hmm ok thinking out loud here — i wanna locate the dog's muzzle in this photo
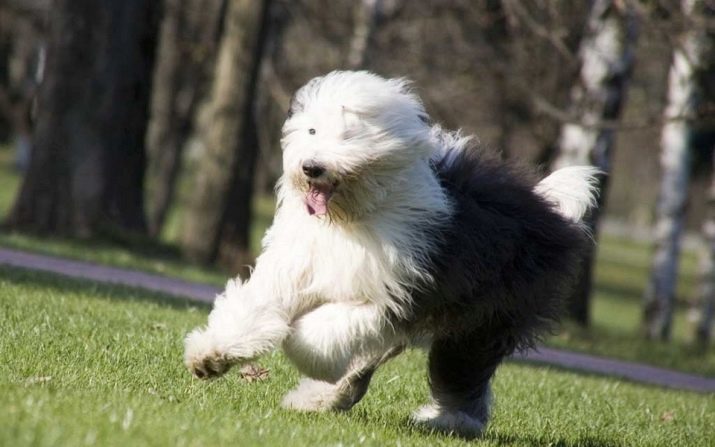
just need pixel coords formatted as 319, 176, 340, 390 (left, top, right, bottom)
302, 160, 326, 179
301, 160, 334, 216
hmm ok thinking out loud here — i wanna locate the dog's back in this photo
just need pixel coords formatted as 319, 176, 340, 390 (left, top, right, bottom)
406, 140, 596, 434
422, 144, 591, 343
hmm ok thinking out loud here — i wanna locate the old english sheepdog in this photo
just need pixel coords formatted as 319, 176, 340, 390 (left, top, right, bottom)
184, 71, 598, 437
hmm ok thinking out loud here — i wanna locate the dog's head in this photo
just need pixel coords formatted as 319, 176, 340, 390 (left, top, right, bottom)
280, 71, 433, 221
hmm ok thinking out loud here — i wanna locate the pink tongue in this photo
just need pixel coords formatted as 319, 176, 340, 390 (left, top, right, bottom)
305, 187, 331, 216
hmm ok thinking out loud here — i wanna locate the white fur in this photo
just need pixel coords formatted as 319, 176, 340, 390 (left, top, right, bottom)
183, 71, 597, 436
411, 403, 486, 438
282, 302, 401, 382
281, 378, 342, 412
534, 166, 601, 222
184, 278, 292, 375
185, 71, 448, 381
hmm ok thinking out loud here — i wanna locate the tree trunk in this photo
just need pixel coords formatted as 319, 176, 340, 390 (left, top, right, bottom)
643, 0, 714, 341
485, 0, 516, 158
254, 1, 291, 196
347, 0, 381, 69
695, 151, 715, 347
180, 0, 272, 266
99, 1, 161, 232
145, 0, 226, 237
5, 0, 160, 236
551, 0, 639, 326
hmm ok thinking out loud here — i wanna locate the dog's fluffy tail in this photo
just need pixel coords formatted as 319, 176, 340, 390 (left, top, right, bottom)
534, 166, 601, 223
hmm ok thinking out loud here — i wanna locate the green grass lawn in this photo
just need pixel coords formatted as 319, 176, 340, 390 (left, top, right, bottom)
546, 235, 715, 376
0, 146, 20, 219
1, 266, 713, 447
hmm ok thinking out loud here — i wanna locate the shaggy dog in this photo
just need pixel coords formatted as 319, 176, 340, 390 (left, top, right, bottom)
184, 71, 598, 437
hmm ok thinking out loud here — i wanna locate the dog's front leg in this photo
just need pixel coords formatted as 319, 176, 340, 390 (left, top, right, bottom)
281, 302, 405, 411
184, 268, 293, 379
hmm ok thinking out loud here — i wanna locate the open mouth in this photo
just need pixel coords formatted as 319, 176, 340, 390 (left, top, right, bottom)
305, 182, 334, 216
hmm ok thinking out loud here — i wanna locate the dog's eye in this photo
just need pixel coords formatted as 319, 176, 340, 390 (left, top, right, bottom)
308, 128, 316, 135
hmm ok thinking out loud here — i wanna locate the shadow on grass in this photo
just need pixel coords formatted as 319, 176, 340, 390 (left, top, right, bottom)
0, 265, 211, 312
486, 431, 621, 447
351, 411, 623, 447
346, 404, 624, 447
0, 226, 184, 259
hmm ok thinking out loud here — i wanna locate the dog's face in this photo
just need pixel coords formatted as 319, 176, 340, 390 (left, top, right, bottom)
280, 71, 432, 221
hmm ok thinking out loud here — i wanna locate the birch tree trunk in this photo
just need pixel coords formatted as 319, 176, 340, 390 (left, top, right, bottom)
695, 151, 715, 347
145, 0, 226, 237
180, 0, 272, 266
551, 0, 639, 325
643, 0, 715, 341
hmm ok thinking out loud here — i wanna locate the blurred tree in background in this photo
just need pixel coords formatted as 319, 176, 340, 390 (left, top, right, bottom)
551, 0, 640, 325
643, 0, 715, 341
696, 150, 715, 347
145, 0, 226, 238
4, 0, 160, 236
0, 2, 44, 169
180, 0, 273, 272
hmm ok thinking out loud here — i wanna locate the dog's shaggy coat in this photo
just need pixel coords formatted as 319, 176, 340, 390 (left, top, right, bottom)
184, 71, 598, 437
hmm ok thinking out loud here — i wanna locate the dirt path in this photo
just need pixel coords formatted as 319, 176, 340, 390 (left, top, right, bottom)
1, 247, 713, 393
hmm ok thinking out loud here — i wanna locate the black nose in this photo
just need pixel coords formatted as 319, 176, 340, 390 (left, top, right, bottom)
302, 161, 326, 178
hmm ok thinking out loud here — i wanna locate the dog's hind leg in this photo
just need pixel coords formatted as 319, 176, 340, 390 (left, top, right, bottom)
281, 302, 402, 382
282, 345, 404, 412
281, 302, 404, 411
412, 329, 514, 438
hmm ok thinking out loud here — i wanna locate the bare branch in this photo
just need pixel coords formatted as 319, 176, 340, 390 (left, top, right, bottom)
531, 93, 715, 131
501, 0, 577, 63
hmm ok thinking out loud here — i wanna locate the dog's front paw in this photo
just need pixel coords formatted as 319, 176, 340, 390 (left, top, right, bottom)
184, 329, 235, 379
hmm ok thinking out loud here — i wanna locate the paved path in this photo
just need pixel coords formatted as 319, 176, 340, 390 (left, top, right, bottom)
1, 247, 713, 394
0, 247, 220, 302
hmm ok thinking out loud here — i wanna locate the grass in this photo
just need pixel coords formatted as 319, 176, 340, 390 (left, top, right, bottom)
0, 144, 713, 376
1, 266, 713, 447
0, 146, 20, 219
546, 234, 715, 376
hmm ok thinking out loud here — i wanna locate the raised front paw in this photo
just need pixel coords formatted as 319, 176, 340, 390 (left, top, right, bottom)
184, 328, 234, 379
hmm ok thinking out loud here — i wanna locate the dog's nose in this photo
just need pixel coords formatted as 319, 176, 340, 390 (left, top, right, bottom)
302, 161, 326, 178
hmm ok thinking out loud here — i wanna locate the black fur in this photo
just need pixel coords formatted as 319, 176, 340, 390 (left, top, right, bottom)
405, 144, 587, 422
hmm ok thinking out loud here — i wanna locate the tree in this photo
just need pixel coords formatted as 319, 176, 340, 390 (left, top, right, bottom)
643, 0, 715, 340
180, 0, 272, 269
5, 0, 160, 236
145, 0, 226, 237
0, 2, 46, 170
694, 149, 715, 347
346, 0, 382, 69
551, 0, 639, 325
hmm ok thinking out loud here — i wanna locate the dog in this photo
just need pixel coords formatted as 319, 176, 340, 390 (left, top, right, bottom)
184, 70, 598, 437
